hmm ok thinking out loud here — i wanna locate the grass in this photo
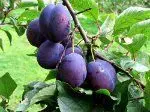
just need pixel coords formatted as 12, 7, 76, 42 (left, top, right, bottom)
0, 30, 49, 111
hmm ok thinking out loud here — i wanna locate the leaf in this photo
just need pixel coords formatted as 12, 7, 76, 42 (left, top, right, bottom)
9, 0, 15, 9
69, 0, 99, 21
0, 73, 17, 99
113, 80, 131, 112
127, 101, 148, 112
2, 30, 12, 45
37, 0, 45, 11
101, 14, 116, 37
16, 81, 49, 111
9, 17, 25, 36
120, 57, 135, 70
132, 63, 149, 73
95, 89, 111, 96
30, 84, 56, 105
0, 25, 13, 45
0, 38, 4, 51
45, 69, 58, 81
18, 10, 40, 23
144, 72, 150, 111
114, 7, 150, 34
128, 19, 150, 39
8, 8, 25, 19
57, 81, 93, 112
17, 1, 38, 8
120, 57, 149, 72
0, 106, 6, 112
120, 34, 147, 54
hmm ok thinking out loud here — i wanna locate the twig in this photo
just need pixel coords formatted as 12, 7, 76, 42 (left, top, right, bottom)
76, 8, 92, 15
1, 8, 12, 24
62, 0, 145, 89
128, 96, 144, 101
56, 36, 71, 68
104, 40, 114, 51
76, 39, 84, 46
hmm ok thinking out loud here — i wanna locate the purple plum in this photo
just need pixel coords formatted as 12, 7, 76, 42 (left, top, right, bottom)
48, 4, 71, 42
58, 53, 87, 87
37, 40, 64, 69
39, 4, 55, 37
26, 18, 47, 47
87, 60, 117, 92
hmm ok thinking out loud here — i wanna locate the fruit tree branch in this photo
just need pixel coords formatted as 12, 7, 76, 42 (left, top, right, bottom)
62, 0, 145, 89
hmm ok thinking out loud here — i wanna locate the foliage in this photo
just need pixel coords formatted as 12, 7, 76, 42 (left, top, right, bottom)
0, 0, 150, 112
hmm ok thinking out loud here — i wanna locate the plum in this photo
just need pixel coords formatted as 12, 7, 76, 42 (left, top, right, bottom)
87, 60, 117, 92
65, 46, 83, 56
26, 18, 47, 47
58, 53, 87, 87
39, 4, 55, 37
48, 4, 71, 42
37, 40, 64, 69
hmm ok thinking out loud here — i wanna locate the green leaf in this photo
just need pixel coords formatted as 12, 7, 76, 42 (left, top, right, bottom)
0, 73, 17, 99
128, 19, 150, 39
30, 84, 56, 105
101, 14, 116, 37
120, 34, 147, 54
8, 8, 25, 19
127, 101, 148, 112
9, 17, 25, 36
120, 57, 135, 70
0, 25, 13, 45
57, 81, 93, 112
114, 7, 150, 34
95, 89, 111, 96
144, 72, 150, 111
132, 63, 149, 73
18, 10, 40, 23
37, 0, 45, 11
114, 80, 131, 112
17, 1, 38, 8
0, 38, 4, 51
70, 0, 99, 21
0, 106, 6, 112
45, 69, 58, 81
9, 0, 15, 9
2, 30, 12, 45
16, 81, 49, 111
120, 57, 149, 72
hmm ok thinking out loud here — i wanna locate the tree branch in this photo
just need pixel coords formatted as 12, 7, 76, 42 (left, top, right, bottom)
62, 0, 145, 89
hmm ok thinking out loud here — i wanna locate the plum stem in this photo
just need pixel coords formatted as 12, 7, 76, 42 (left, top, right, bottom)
90, 44, 95, 61
72, 34, 74, 53
62, 0, 145, 89
56, 35, 72, 68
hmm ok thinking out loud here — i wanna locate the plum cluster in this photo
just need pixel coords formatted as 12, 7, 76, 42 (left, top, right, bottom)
26, 3, 117, 92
